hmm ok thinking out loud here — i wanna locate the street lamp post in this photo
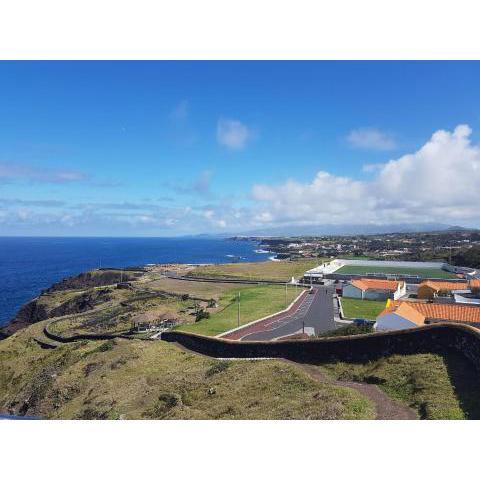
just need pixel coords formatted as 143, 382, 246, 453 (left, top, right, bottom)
237, 291, 241, 327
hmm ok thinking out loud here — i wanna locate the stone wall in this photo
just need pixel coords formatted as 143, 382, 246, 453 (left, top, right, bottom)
162, 323, 480, 371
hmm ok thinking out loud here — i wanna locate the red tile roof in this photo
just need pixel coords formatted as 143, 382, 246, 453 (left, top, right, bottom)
418, 280, 468, 292
351, 278, 403, 292
378, 300, 480, 325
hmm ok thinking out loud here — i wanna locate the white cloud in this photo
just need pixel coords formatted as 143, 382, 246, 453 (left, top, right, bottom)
347, 127, 396, 151
217, 118, 251, 150
0, 161, 88, 184
4, 125, 480, 234
252, 124, 480, 227
165, 170, 213, 197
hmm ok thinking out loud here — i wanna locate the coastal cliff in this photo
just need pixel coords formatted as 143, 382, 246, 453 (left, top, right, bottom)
0, 269, 136, 339
43, 269, 140, 293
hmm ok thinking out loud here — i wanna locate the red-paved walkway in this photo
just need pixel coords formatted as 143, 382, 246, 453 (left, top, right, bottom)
221, 290, 312, 340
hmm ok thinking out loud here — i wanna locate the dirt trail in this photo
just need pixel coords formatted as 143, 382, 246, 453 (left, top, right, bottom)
296, 362, 418, 420
169, 341, 418, 420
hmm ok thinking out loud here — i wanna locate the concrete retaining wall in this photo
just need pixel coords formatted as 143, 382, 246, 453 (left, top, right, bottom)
162, 323, 480, 371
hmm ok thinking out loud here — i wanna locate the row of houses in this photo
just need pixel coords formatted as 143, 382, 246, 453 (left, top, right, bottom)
371, 279, 480, 331
338, 276, 480, 332
342, 277, 480, 303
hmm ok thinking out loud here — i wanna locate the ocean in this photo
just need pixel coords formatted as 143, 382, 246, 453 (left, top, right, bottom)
0, 236, 270, 327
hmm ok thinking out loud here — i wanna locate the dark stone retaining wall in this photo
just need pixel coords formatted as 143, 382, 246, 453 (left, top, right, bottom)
162, 324, 480, 371
43, 323, 149, 343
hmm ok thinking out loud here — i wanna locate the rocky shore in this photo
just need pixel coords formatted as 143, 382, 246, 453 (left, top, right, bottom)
0, 269, 140, 340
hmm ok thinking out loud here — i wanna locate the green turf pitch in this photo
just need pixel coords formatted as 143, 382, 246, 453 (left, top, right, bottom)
335, 265, 456, 279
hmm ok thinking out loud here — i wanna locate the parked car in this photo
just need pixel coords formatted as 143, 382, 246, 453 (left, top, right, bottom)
352, 318, 375, 326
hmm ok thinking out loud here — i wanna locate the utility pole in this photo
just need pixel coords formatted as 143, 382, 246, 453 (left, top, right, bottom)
237, 292, 241, 327
285, 282, 288, 308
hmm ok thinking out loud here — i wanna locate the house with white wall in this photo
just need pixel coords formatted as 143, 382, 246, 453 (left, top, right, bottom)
342, 278, 406, 301
374, 300, 480, 331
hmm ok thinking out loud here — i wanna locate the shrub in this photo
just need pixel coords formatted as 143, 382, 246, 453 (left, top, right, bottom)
195, 310, 210, 322
97, 340, 116, 352
207, 298, 216, 308
206, 361, 230, 377
317, 324, 374, 338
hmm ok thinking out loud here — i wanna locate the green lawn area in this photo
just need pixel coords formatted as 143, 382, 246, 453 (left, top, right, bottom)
320, 352, 480, 419
177, 284, 303, 336
340, 297, 386, 320
336, 265, 456, 279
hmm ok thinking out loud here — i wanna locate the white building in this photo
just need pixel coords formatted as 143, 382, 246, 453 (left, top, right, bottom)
374, 300, 480, 331
343, 278, 406, 301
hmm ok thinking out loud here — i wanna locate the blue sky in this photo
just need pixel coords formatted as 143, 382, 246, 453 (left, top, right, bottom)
1, 61, 480, 235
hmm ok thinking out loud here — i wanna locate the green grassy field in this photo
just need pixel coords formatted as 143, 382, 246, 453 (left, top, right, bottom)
336, 265, 456, 278
145, 277, 239, 299
177, 284, 302, 336
320, 352, 480, 419
340, 297, 386, 320
189, 259, 320, 281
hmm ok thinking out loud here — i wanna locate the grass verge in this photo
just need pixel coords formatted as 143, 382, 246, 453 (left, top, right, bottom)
340, 297, 386, 320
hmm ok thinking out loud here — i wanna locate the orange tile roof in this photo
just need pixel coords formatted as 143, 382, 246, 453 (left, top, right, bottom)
419, 280, 469, 292
470, 279, 480, 289
351, 278, 403, 292
412, 303, 480, 323
394, 302, 427, 327
378, 300, 480, 325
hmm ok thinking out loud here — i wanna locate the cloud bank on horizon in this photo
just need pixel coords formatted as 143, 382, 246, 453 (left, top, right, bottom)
1, 124, 480, 235
252, 124, 479, 229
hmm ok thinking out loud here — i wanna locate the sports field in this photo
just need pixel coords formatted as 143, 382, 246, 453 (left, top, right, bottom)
335, 265, 456, 279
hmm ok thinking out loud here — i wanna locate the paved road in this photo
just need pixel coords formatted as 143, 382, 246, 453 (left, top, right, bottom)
238, 286, 336, 341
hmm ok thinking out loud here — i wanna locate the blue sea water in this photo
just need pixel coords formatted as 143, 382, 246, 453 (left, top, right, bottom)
0, 237, 270, 327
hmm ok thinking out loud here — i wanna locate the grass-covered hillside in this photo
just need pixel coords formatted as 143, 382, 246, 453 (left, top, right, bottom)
320, 353, 480, 420
0, 323, 374, 420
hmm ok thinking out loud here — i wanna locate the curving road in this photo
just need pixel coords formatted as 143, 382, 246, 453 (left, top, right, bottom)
231, 287, 336, 341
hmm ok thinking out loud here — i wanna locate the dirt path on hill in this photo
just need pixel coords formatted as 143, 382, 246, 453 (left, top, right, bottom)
295, 362, 418, 420
168, 341, 418, 420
